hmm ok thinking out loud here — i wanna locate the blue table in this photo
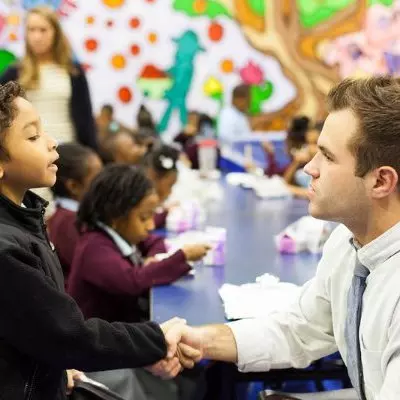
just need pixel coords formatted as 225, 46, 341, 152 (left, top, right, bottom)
151, 181, 321, 325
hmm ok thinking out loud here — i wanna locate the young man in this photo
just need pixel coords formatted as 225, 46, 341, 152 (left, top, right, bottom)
178, 76, 400, 400
0, 81, 199, 399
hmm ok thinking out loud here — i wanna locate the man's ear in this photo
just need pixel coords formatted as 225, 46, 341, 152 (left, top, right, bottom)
370, 166, 398, 199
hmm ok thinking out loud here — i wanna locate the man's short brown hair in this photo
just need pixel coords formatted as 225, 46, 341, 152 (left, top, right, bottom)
327, 76, 400, 179
0, 81, 26, 160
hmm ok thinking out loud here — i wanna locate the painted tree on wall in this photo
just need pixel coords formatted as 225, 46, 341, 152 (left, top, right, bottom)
174, 0, 396, 129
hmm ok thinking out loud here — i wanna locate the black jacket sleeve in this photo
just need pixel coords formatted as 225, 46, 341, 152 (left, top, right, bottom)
0, 65, 19, 85
0, 245, 167, 372
70, 64, 98, 151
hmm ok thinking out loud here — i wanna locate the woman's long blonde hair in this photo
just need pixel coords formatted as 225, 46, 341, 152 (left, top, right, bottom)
20, 6, 75, 90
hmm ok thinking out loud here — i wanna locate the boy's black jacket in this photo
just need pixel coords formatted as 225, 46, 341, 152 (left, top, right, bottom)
0, 191, 167, 400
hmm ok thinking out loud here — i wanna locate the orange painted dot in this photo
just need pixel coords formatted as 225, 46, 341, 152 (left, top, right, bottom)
221, 59, 234, 73
130, 17, 140, 29
130, 44, 141, 56
86, 15, 95, 25
193, 0, 207, 13
111, 54, 126, 69
148, 32, 158, 44
85, 38, 98, 52
8, 32, 18, 42
7, 14, 20, 26
103, 0, 125, 8
208, 21, 224, 42
118, 86, 132, 103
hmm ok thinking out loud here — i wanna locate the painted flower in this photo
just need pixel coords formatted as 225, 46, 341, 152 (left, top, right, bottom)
239, 61, 264, 85
203, 76, 223, 98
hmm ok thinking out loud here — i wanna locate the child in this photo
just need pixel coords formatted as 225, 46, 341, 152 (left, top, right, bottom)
175, 112, 220, 170
256, 116, 311, 177
100, 130, 147, 165
68, 164, 209, 321
174, 111, 201, 169
283, 122, 323, 193
0, 81, 198, 399
47, 143, 103, 283
68, 164, 209, 399
145, 144, 180, 229
96, 104, 133, 142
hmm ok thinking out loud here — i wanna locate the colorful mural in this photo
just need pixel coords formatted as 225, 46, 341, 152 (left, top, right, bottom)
0, 0, 399, 134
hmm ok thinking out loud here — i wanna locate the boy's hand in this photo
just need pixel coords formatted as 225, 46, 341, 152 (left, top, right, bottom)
182, 244, 211, 261
66, 369, 85, 394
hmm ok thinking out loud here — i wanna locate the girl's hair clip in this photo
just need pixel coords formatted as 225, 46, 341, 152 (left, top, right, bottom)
159, 155, 174, 170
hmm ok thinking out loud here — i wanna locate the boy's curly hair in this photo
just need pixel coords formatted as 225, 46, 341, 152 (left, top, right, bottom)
0, 81, 26, 160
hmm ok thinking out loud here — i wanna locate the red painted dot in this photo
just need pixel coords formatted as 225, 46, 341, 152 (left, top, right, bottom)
106, 19, 114, 28
130, 17, 140, 29
208, 21, 224, 42
130, 44, 141, 56
85, 38, 98, 52
118, 86, 133, 103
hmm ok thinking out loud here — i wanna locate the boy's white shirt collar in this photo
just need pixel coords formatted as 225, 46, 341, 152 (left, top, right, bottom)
96, 221, 135, 258
55, 197, 79, 212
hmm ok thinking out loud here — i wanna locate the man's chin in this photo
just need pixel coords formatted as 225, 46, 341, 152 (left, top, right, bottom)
308, 202, 324, 219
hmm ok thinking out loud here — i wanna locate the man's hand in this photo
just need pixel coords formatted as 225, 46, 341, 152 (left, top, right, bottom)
66, 369, 85, 394
146, 318, 203, 379
178, 326, 204, 362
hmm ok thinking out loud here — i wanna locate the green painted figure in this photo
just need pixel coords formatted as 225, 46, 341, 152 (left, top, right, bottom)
158, 30, 204, 133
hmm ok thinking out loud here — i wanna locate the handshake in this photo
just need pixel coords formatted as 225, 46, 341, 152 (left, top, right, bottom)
147, 317, 204, 380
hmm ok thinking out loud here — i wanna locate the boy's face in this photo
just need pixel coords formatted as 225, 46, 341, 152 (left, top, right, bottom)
114, 191, 159, 244
233, 95, 250, 113
0, 97, 58, 195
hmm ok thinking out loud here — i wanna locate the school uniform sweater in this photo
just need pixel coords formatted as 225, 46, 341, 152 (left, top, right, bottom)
48, 199, 168, 287
68, 227, 190, 323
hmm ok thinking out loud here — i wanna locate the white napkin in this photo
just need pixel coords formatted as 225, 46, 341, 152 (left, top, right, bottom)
219, 273, 301, 320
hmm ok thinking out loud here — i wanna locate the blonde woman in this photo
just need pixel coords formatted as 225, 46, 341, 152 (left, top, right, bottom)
0, 6, 97, 149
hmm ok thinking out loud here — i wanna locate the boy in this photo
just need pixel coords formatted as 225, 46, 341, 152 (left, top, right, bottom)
0, 81, 198, 399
